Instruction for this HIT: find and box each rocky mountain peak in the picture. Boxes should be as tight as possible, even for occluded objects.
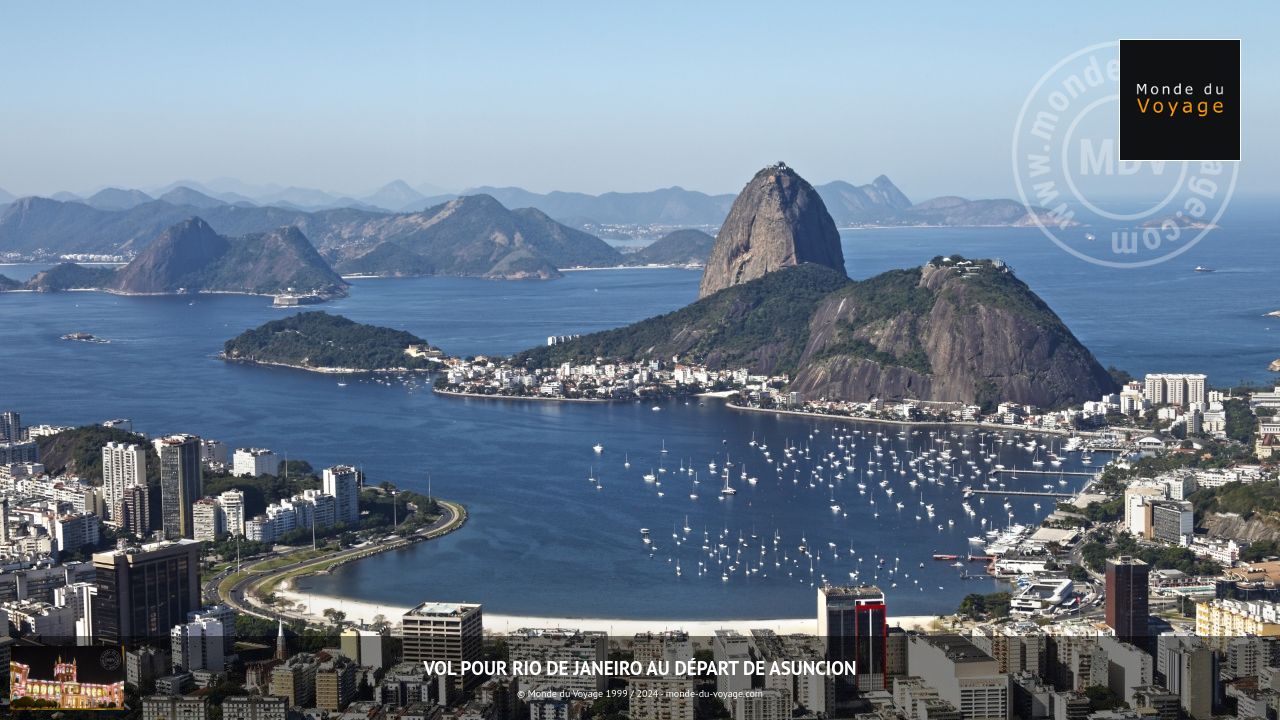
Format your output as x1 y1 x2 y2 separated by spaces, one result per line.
698 163 845 298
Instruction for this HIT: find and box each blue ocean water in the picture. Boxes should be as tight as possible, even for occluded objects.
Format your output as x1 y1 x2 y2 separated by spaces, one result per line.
0 203 1275 619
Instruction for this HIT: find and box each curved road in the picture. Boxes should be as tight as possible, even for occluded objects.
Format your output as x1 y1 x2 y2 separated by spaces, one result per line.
212 499 466 623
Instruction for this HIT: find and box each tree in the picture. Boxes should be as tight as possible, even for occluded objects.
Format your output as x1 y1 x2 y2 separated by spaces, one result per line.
322 607 347 627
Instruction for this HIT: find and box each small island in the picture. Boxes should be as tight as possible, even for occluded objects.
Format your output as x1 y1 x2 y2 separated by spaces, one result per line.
222 311 442 373
60 332 109 344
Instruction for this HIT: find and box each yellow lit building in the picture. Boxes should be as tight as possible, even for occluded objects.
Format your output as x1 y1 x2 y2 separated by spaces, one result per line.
1195 599 1280 650
10 657 126 709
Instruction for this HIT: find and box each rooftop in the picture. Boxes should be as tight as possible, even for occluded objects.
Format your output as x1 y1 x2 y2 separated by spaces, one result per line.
821 584 885 600
405 601 481 618
915 634 995 664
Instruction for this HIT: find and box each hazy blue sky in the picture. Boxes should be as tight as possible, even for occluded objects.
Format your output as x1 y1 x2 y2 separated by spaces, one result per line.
1 2 1275 199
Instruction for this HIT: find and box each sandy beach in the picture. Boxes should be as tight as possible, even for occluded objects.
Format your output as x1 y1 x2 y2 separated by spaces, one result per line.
277 587 942 635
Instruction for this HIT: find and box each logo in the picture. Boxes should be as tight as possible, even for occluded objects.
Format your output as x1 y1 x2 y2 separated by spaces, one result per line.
100 648 122 671
1012 41 1238 268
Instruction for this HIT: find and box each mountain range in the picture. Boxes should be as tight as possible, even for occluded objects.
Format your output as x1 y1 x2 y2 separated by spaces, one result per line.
7 218 347 296
0 173 1058 248
515 163 1116 408
0 190 623 277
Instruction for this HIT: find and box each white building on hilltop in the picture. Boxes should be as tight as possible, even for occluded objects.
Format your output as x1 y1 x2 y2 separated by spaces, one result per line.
232 448 277 478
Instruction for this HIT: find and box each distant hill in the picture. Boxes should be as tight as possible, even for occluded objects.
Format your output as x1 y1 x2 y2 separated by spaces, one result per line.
625 229 716 266
0 273 23 291
223 311 438 372
158 186 228 209
812 176 1058 227
24 262 119 291
84 187 154 211
336 241 435 277
112 218 347 295
318 194 622 279
361 180 427 212
0 193 621 278
9 218 346 297
456 186 737 226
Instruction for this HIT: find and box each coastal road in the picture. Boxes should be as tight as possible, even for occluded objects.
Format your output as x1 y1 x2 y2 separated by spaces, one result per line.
213 499 467 623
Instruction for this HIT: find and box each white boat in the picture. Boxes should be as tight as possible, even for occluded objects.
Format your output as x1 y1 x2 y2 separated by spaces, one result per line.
593 443 603 454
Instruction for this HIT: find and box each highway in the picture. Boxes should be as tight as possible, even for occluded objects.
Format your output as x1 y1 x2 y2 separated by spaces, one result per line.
208 499 466 623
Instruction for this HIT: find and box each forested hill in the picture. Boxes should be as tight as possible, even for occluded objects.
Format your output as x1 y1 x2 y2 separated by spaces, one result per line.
222 311 439 371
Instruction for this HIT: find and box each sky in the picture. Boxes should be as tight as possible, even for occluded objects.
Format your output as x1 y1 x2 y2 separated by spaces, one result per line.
1 1 1276 200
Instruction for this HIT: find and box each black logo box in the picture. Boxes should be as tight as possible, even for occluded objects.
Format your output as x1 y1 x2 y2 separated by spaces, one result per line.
1119 39 1240 161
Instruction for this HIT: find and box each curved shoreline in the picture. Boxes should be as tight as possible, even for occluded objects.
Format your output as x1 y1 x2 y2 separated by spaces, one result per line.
725 401 1093 437
432 386 615 403
222 499 468 621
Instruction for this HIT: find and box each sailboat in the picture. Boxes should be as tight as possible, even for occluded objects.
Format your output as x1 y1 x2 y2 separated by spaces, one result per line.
720 469 737 496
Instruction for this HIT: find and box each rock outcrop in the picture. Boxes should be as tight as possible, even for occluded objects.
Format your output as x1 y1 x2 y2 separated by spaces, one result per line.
698 163 845 298
788 258 1117 408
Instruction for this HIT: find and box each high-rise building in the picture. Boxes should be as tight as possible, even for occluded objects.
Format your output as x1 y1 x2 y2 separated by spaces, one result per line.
221 695 288 720
120 485 152 537
192 498 224 542
1151 501 1194 545
1142 373 1208 408
401 601 482 693
102 442 146 525
315 654 358 711
270 653 320 708
141 695 209 720
629 676 696 720
156 435 202 539
507 628 609 694
1106 557 1150 643
199 439 228 470
340 626 391 670
322 465 360 525
0 439 39 464
907 634 1009 720
218 490 246 537
232 448 278 478
818 584 887 693
713 630 755 695
0 410 21 442
727 687 791 720
91 540 202 643
171 617 226 672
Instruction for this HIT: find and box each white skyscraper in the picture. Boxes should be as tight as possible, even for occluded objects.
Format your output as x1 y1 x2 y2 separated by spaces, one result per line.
218 489 246 537
102 441 146 525
172 617 226 672
323 465 360 525
193 498 224 541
